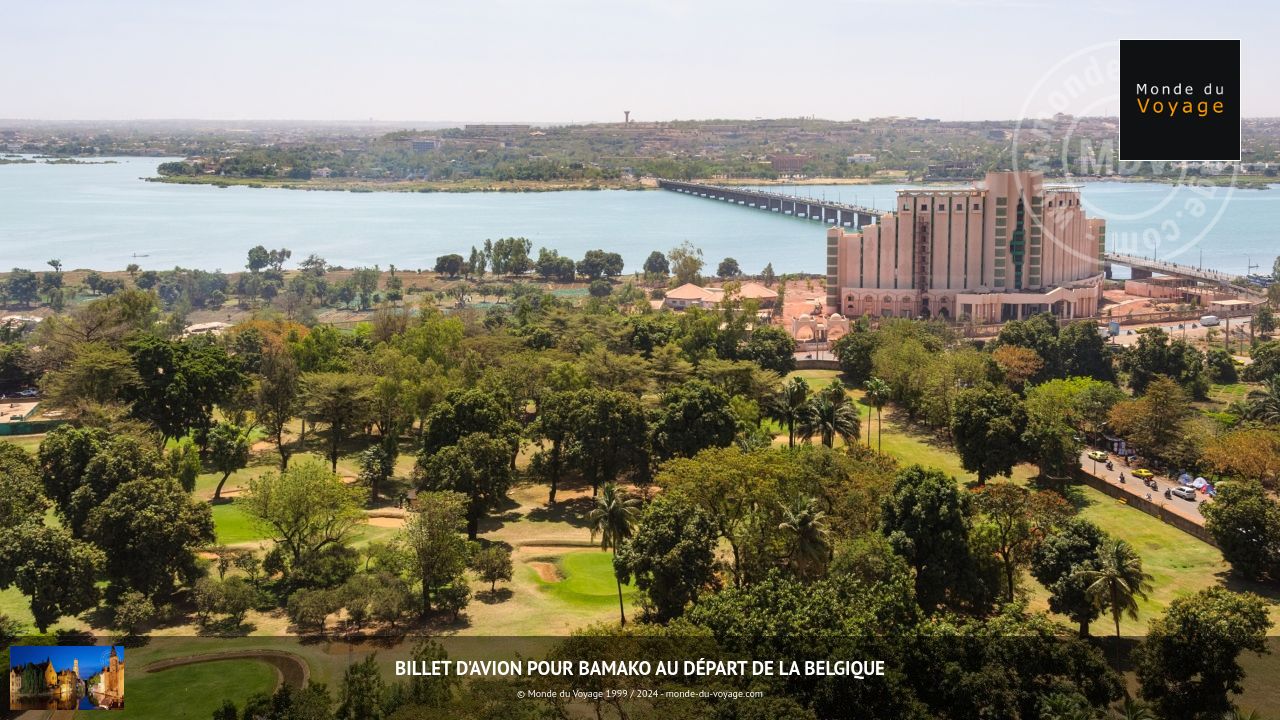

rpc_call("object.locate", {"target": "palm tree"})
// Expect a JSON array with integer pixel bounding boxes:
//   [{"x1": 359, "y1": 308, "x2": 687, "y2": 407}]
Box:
[
  {"x1": 1114, "y1": 696, "x2": 1155, "y2": 720},
  {"x1": 777, "y1": 495, "x2": 831, "y2": 581},
  {"x1": 799, "y1": 395, "x2": 860, "y2": 448},
  {"x1": 587, "y1": 483, "x2": 640, "y2": 625},
  {"x1": 864, "y1": 377, "x2": 891, "y2": 453},
  {"x1": 1244, "y1": 375, "x2": 1280, "y2": 424},
  {"x1": 767, "y1": 376, "x2": 812, "y2": 448},
  {"x1": 1082, "y1": 538, "x2": 1153, "y2": 666}
]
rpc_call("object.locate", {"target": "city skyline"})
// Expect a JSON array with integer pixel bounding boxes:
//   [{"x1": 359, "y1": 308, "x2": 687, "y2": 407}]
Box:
[{"x1": 3, "y1": 0, "x2": 1277, "y2": 122}]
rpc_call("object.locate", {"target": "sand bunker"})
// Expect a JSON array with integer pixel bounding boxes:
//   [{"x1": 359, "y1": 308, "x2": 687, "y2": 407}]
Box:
[{"x1": 527, "y1": 561, "x2": 562, "y2": 583}]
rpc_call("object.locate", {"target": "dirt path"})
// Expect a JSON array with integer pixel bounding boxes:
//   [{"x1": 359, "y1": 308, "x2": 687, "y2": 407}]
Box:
[{"x1": 142, "y1": 650, "x2": 309, "y2": 691}]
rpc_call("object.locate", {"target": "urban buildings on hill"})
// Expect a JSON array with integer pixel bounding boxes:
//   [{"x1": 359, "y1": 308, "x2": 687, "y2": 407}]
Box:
[{"x1": 825, "y1": 171, "x2": 1105, "y2": 323}]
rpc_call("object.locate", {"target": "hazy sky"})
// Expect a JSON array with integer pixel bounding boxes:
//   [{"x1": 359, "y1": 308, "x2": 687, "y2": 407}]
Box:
[{"x1": 3, "y1": 0, "x2": 1275, "y2": 122}]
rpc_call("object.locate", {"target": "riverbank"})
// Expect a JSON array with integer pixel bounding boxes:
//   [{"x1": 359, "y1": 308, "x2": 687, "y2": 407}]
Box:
[
  {"x1": 146, "y1": 174, "x2": 651, "y2": 193},
  {"x1": 138, "y1": 168, "x2": 1280, "y2": 194}
]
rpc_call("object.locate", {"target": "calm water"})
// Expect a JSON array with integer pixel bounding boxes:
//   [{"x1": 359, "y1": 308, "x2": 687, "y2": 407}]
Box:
[{"x1": 1, "y1": 157, "x2": 1276, "y2": 276}]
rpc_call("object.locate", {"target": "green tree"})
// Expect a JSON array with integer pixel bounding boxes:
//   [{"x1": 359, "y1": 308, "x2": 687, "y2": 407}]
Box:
[
  {"x1": 1030, "y1": 518, "x2": 1107, "y2": 637},
  {"x1": 742, "y1": 324, "x2": 797, "y2": 373},
  {"x1": 125, "y1": 335, "x2": 247, "y2": 446},
  {"x1": 863, "y1": 376, "x2": 891, "y2": 452},
  {"x1": 111, "y1": 590, "x2": 155, "y2": 638},
  {"x1": 337, "y1": 653, "x2": 386, "y2": 720},
  {"x1": 974, "y1": 483, "x2": 1068, "y2": 602},
  {"x1": 5, "y1": 268, "x2": 39, "y2": 307},
  {"x1": 614, "y1": 495, "x2": 717, "y2": 622},
  {"x1": 470, "y1": 545, "x2": 514, "y2": 592},
  {"x1": 403, "y1": 491, "x2": 470, "y2": 614},
  {"x1": 777, "y1": 495, "x2": 831, "y2": 581},
  {"x1": 434, "y1": 254, "x2": 465, "y2": 278},
  {"x1": 418, "y1": 432, "x2": 513, "y2": 540},
  {"x1": 40, "y1": 342, "x2": 141, "y2": 408},
  {"x1": 950, "y1": 384, "x2": 1026, "y2": 484},
  {"x1": 881, "y1": 465, "x2": 980, "y2": 613},
  {"x1": 832, "y1": 328, "x2": 879, "y2": 385},
  {"x1": 642, "y1": 250, "x2": 669, "y2": 279},
  {"x1": 1120, "y1": 327, "x2": 1208, "y2": 398},
  {"x1": 1201, "y1": 480, "x2": 1280, "y2": 582},
  {"x1": 577, "y1": 249, "x2": 624, "y2": 280},
  {"x1": 0, "y1": 523, "x2": 104, "y2": 632},
  {"x1": 1058, "y1": 319, "x2": 1115, "y2": 381},
  {"x1": 1243, "y1": 375, "x2": 1280, "y2": 425},
  {"x1": 994, "y1": 312, "x2": 1061, "y2": 382},
  {"x1": 218, "y1": 576, "x2": 256, "y2": 625},
  {"x1": 1252, "y1": 304, "x2": 1275, "y2": 335},
  {"x1": 799, "y1": 392, "x2": 860, "y2": 448},
  {"x1": 0, "y1": 442, "x2": 48, "y2": 528},
  {"x1": 588, "y1": 483, "x2": 640, "y2": 624},
  {"x1": 243, "y1": 459, "x2": 367, "y2": 573},
  {"x1": 530, "y1": 390, "x2": 577, "y2": 504},
  {"x1": 358, "y1": 443, "x2": 396, "y2": 507},
  {"x1": 206, "y1": 422, "x2": 251, "y2": 501},
  {"x1": 1081, "y1": 538, "x2": 1153, "y2": 662},
  {"x1": 301, "y1": 372, "x2": 373, "y2": 471},
  {"x1": 168, "y1": 438, "x2": 202, "y2": 492},
  {"x1": 717, "y1": 257, "x2": 742, "y2": 278},
  {"x1": 1106, "y1": 375, "x2": 1194, "y2": 467},
  {"x1": 86, "y1": 477, "x2": 215, "y2": 599},
  {"x1": 667, "y1": 241, "x2": 705, "y2": 286},
  {"x1": 420, "y1": 388, "x2": 517, "y2": 458},
  {"x1": 255, "y1": 340, "x2": 300, "y2": 469},
  {"x1": 1136, "y1": 587, "x2": 1272, "y2": 720},
  {"x1": 246, "y1": 245, "x2": 270, "y2": 273},
  {"x1": 766, "y1": 376, "x2": 812, "y2": 448},
  {"x1": 39, "y1": 430, "x2": 167, "y2": 537},
  {"x1": 652, "y1": 379, "x2": 737, "y2": 460}
]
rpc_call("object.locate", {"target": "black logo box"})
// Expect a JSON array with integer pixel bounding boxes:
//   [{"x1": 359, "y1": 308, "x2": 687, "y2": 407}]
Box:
[{"x1": 1119, "y1": 39, "x2": 1240, "y2": 162}]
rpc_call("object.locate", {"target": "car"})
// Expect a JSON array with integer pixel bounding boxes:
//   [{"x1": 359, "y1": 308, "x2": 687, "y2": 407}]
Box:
[
  {"x1": 1172, "y1": 486, "x2": 1198, "y2": 501},
  {"x1": 1087, "y1": 450, "x2": 1108, "y2": 462},
  {"x1": 1132, "y1": 469, "x2": 1155, "y2": 479}
]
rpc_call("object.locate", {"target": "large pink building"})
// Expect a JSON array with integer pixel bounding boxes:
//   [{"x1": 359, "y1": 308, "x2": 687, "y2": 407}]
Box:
[{"x1": 827, "y1": 171, "x2": 1105, "y2": 323}]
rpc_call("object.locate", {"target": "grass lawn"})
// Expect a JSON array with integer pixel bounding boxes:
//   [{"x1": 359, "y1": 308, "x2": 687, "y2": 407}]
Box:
[
  {"x1": 781, "y1": 370, "x2": 1280, "y2": 635},
  {"x1": 2, "y1": 433, "x2": 45, "y2": 453},
  {"x1": 121, "y1": 659, "x2": 278, "y2": 719},
  {"x1": 528, "y1": 551, "x2": 637, "y2": 608},
  {"x1": 211, "y1": 501, "x2": 272, "y2": 546}
]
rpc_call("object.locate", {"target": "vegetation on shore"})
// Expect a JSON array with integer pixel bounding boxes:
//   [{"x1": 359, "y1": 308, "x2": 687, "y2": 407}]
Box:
[{"x1": 0, "y1": 241, "x2": 1278, "y2": 719}]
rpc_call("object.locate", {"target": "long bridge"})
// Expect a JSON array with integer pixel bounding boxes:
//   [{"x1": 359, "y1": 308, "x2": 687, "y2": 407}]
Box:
[
  {"x1": 1104, "y1": 252, "x2": 1245, "y2": 286},
  {"x1": 657, "y1": 179, "x2": 882, "y2": 229}
]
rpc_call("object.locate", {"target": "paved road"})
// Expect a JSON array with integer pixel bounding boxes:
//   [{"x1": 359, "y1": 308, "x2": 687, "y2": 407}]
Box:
[{"x1": 1078, "y1": 450, "x2": 1209, "y2": 527}]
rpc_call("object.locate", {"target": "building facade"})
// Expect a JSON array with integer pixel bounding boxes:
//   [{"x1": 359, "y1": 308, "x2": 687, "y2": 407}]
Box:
[{"x1": 826, "y1": 171, "x2": 1105, "y2": 323}]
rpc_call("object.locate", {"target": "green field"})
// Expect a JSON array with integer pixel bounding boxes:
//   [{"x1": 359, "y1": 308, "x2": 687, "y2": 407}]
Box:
[
  {"x1": 784, "y1": 369, "x2": 1280, "y2": 635},
  {"x1": 120, "y1": 659, "x2": 279, "y2": 719},
  {"x1": 528, "y1": 550, "x2": 637, "y2": 608},
  {"x1": 211, "y1": 501, "x2": 272, "y2": 546}
]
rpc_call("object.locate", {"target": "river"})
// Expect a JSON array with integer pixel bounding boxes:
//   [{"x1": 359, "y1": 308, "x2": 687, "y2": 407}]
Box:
[{"x1": 1, "y1": 157, "x2": 1275, "y2": 277}]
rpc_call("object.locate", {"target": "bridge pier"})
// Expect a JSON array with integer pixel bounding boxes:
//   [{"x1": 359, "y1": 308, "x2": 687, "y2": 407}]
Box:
[{"x1": 656, "y1": 179, "x2": 883, "y2": 229}]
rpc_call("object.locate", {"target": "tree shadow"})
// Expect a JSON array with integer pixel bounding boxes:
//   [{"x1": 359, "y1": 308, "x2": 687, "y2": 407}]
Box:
[
  {"x1": 525, "y1": 496, "x2": 596, "y2": 527},
  {"x1": 1216, "y1": 569, "x2": 1280, "y2": 604},
  {"x1": 195, "y1": 617, "x2": 255, "y2": 637},
  {"x1": 55, "y1": 629, "x2": 97, "y2": 646},
  {"x1": 476, "y1": 588, "x2": 513, "y2": 605}
]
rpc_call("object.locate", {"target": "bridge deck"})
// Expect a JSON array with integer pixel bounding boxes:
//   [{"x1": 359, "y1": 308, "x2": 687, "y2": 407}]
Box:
[
  {"x1": 1104, "y1": 252, "x2": 1243, "y2": 284},
  {"x1": 657, "y1": 179, "x2": 883, "y2": 219}
]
